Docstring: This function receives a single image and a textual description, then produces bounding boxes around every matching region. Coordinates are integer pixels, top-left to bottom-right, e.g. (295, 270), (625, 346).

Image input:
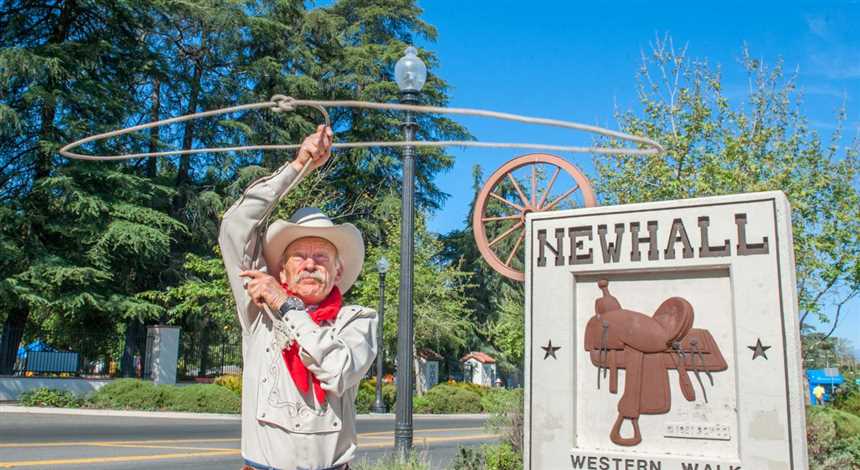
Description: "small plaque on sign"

(664, 422), (731, 440)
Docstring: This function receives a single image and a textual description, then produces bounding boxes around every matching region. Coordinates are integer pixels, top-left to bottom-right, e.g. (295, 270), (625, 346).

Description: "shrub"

(480, 388), (519, 414)
(832, 385), (860, 418)
(19, 388), (82, 408)
(214, 374), (242, 396)
(88, 379), (177, 411)
(419, 384), (482, 414)
(413, 394), (431, 413)
(482, 442), (523, 470)
(352, 451), (429, 470)
(450, 446), (484, 470)
(806, 406), (860, 469)
(168, 384), (241, 414)
(447, 381), (491, 398)
(355, 379), (395, 414)
(450, 444), (523, 470)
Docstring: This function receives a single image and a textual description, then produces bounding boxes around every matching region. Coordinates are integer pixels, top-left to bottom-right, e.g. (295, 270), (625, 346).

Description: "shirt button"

(261, 412), (266, 417)
(262, 378), (267, 383)
(266, 347), (270, 352)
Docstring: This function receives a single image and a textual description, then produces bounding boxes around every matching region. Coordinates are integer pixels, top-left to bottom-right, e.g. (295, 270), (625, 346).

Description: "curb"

(0, 405), (489, 421)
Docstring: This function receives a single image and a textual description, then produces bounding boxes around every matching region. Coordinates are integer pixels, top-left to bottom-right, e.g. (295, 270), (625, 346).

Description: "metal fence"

(1, 326), (149, 378)
(176, 329), (242, 379)
(0, 324), (243, 380)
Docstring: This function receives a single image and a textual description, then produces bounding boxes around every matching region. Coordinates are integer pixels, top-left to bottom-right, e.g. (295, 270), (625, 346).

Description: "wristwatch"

(279, 296), (306, 317)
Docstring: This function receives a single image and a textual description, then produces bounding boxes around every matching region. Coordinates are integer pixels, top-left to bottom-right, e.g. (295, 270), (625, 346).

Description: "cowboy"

(219, 125), (378, 470)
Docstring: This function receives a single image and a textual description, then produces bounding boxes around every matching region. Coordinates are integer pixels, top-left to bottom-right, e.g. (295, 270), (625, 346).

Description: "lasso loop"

(59, 96), (664, 161)
(270, 94), (296, 112)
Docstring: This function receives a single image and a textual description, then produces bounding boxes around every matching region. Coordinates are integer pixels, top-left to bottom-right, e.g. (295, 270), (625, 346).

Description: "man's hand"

(291, 124), (333, 173)
(239, 270), (289, 311)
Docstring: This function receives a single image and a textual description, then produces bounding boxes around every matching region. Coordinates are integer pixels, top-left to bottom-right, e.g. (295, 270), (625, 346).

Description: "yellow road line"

(358, 426), (486, 437)
(0, 450), (239, 468)
(0, 433), (499, 467)
(0, 427), (488, 448)
(359, 433), (499, 449)
(89, 443), (236, 451)
(0, 438), (238, 449)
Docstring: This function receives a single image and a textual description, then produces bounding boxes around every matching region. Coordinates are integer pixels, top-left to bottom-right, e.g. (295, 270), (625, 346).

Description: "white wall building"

(460, 351), (496, 387)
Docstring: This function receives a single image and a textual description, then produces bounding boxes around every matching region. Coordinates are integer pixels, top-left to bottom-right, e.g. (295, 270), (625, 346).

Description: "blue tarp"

(16, 340), (57, 359)
(807, 368), (845, 405)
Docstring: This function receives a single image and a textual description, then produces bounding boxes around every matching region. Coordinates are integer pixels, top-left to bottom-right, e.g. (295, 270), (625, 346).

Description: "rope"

(58, 95), (664, 161)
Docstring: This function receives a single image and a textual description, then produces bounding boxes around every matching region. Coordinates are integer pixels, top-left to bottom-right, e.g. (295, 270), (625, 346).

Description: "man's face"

(279, 237), (342, 305)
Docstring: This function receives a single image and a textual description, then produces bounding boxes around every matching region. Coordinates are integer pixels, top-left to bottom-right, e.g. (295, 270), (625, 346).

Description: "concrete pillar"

(147, 326), (180, 385)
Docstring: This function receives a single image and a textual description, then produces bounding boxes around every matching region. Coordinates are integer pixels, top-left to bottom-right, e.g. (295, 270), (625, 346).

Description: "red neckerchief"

(279, 283), (342, 405)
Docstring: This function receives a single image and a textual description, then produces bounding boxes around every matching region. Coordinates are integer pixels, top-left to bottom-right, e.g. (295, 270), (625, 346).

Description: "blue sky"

(413, 2), (860, 351)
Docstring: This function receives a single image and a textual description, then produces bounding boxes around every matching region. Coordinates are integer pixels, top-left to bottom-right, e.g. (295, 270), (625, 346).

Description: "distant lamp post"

(393, 45), (426, 457)
(372, 256), (390, 414)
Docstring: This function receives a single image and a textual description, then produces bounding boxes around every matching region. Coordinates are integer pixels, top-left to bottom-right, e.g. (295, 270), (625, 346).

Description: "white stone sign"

(524, 192), (807, 470)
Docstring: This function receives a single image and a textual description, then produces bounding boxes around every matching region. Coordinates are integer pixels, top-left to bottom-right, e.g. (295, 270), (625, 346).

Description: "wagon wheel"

(472, 153), (597, 282)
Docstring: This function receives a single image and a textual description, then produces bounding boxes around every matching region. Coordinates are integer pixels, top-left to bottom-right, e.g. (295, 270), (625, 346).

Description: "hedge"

(19, 387), (83, 408)
(21, 379), (242, 414)
(806, 406), (860, 468)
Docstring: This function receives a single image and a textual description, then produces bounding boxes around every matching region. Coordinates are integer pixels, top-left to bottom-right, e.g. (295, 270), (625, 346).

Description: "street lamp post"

(372, 256), (390, 414)
(393, 45), (426, 458)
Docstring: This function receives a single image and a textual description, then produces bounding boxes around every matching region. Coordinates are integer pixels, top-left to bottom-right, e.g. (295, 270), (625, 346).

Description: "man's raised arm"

(218, 125), (333, 331)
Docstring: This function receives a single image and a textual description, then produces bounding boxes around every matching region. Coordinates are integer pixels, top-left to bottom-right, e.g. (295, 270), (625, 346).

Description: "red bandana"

(279, 283), (342, 405)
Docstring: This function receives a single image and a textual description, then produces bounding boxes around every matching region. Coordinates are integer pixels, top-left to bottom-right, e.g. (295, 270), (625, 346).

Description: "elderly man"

(219, 125), (378, 470)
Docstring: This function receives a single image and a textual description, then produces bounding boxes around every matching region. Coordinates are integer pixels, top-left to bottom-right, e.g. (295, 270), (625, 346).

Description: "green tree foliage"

(441, 164), (529, 379)
(0, 0), (471, 374)
(595, 37), (860, 335)
(0, 1), (182, 372)
(349, 193), (476, 391)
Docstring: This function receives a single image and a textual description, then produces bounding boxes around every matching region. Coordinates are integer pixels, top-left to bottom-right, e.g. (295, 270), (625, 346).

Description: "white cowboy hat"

(264, 208), (365, 294)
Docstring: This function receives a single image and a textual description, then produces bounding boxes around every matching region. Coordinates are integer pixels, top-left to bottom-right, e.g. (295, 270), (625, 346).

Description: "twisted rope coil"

(59, 95), (664, 161)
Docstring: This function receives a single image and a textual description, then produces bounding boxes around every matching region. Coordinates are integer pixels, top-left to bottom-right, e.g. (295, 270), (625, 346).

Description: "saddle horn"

(595, 279), (621, 315)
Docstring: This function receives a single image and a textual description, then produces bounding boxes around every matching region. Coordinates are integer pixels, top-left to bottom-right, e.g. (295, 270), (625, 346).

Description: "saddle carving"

(584, 280), (727, 446)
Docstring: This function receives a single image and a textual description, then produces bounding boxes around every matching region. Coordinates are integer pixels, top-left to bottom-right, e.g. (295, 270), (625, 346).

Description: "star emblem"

(748, 338), (771, 360)
(541, 340), (561, 360)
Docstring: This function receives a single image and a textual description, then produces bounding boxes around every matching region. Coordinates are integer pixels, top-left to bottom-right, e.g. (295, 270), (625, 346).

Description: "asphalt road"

(0, 411), (494, 469)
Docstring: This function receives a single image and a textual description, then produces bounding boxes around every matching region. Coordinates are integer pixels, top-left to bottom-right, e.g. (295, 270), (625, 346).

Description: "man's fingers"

(239, 270), (265, 278)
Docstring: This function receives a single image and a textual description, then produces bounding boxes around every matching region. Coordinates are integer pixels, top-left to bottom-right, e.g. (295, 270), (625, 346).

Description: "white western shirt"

(219, 163), (378, 470)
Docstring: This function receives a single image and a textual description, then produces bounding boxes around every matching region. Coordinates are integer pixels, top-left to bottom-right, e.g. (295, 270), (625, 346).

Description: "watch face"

(286, 296), (305, 311)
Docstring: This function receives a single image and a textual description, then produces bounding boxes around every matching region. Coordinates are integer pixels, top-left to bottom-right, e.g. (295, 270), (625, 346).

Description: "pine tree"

(0, 0), (172, 373)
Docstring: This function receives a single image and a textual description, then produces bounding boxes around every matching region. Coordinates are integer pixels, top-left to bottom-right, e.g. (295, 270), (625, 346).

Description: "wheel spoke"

(506, 173), (531, 208)
(543, 185), (580, 211)
(482, 214), (521, 222)
(489, 192), (525, 212)
(505, 232), (525, 266)
(531, 164), (537, 207)
(489, 221), (524, 248)
(536, 167), (561, 209)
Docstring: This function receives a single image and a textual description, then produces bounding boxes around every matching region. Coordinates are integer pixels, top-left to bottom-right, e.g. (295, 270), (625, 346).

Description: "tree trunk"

(0, 308), (27, 375)
(176, 53), (204, 187)
(171, 53), (203, 218)
(199, 320), (211, 377)
(146, 78), (160, 178)
(120, 320), (142, 378)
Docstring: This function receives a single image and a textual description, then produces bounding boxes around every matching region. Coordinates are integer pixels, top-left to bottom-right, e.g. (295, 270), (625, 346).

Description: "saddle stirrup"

(610, 414), (642, 446)
(691, 338), (714, 385)
(597, 320), (610, 389)
(689, 339), (709, 402)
